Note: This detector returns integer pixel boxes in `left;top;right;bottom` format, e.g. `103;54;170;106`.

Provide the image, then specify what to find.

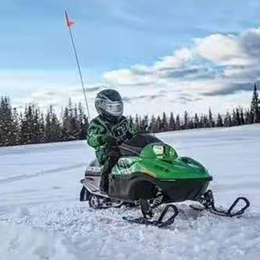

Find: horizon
1;88;257;120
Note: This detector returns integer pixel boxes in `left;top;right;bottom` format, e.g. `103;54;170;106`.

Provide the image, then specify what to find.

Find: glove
104;135;117;147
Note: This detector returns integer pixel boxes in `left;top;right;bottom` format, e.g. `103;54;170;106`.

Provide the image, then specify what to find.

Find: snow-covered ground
0;124;260;260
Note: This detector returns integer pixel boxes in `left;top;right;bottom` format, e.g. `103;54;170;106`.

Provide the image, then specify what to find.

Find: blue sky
0;0;260;116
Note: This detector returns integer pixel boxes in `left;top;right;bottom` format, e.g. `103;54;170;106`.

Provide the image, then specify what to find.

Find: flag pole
65;11;91;120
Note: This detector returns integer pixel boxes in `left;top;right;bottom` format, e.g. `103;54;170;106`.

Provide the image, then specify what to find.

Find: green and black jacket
87;115;135;165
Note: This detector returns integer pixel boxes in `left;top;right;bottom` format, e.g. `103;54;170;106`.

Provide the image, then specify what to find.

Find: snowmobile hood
138;156;211;180
135;143;211;180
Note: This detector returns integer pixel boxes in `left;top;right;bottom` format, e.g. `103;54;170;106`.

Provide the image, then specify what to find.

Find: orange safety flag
65;11;75;28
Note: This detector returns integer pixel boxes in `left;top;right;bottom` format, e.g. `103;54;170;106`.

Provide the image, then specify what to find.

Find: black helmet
95;89;124;122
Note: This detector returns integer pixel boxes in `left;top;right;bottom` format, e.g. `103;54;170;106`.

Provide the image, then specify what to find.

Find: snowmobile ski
123;200;179;228
190;190;250;217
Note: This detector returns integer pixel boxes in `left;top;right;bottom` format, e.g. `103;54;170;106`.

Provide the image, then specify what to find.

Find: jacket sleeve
87;120;107;148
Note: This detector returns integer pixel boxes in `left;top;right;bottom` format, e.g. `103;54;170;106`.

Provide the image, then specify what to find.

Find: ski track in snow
0;124;260;260
0;163;86;184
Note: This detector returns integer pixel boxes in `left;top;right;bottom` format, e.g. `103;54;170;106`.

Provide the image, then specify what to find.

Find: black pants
99;149;121;193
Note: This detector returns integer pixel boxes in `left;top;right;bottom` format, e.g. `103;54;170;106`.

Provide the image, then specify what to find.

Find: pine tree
208;109;215;127
82;114;89;138
201;115;209;128
149;115;157;133
20;105;34;144
239;107;245;125
250;84;260;123
128;115;135;132
161;112;168;131
139;115;149;132
70;105;80;140
61;99;81;141
188;117;195;129
0;97;17;146
194;113;200;128
134;114;140;132
32;108;41;143
45;105;61;143
224;112;232;127
232;109;238;126
39;113;45;143
216;114;223;127
183;111;189;129
175;115;181;130
245;109;253;124
143;115;149;131
78;102;88;140
235;108;241;126
169;112;176;131
12;107;20;145
156;116;162;132
62;107;71;141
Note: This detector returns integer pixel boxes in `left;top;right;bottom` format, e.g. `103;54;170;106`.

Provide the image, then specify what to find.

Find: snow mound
0;222;82;260
7;203;260;260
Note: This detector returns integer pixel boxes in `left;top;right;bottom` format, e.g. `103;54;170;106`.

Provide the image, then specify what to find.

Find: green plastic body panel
112;142;211;181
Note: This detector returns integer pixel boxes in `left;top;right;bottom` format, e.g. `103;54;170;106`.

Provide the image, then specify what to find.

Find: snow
0;124;260;260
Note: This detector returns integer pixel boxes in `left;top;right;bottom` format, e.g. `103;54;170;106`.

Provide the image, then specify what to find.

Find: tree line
0;84;259;147
0;99;89;147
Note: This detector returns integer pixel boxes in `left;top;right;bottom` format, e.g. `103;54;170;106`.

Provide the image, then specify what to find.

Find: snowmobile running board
192;190;250;217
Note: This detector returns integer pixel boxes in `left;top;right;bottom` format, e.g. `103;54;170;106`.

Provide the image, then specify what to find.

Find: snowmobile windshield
125;134;162;148
120;134;162;156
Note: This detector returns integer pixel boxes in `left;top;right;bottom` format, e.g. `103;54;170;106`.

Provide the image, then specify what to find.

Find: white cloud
2;28;260;116
102;28;260;100
195;34;245;65
103;67;156;87
154;48;194;70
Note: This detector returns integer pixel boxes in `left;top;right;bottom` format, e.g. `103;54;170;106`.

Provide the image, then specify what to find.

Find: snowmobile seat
85;160;102;176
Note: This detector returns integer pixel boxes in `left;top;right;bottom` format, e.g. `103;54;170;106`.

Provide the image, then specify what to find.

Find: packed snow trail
0;124;260;260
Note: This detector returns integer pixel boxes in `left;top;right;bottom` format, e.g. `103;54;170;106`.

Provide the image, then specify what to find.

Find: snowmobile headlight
153;145;165;155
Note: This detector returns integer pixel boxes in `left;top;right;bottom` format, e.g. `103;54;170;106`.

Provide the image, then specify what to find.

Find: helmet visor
98;99;123;116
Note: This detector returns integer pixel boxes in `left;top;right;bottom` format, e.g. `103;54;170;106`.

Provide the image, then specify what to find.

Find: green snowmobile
80;133;250;228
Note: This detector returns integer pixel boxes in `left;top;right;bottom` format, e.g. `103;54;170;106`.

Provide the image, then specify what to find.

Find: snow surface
0;124;260;260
